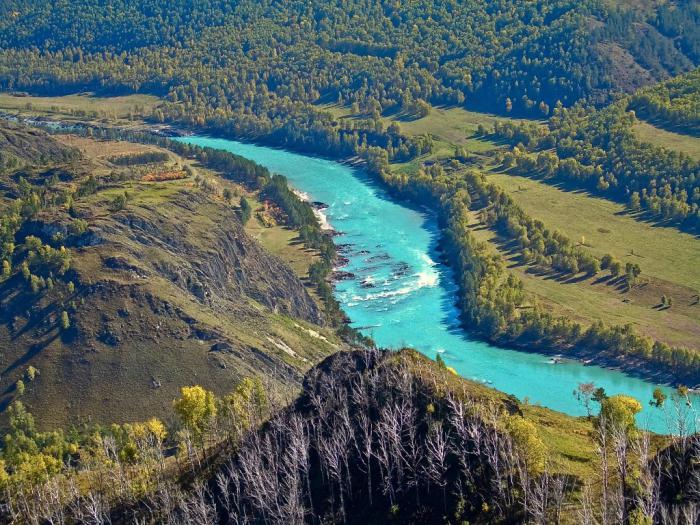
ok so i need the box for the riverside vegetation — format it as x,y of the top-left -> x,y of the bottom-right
362,147 -> 700,384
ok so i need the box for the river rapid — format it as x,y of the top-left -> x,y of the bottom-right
178,135 -> 696,434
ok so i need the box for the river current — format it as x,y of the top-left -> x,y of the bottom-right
178,136 -> 695,434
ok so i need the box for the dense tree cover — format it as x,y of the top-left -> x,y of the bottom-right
630,67 -> 700,134
108,150 -> 170,166
654,0 -> 700,65
0,0 -> 698,151
494,103 -> 700,233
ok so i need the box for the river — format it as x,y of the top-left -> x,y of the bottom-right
178,136 -> 695,434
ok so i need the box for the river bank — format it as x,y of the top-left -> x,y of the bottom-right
341,154 -> 700,390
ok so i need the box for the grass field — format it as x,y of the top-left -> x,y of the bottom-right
467,204 -> 700,350
0,92 -> 161,121
487,171 -> 700,289
379,106 -> 516,152
319,103 -> 522,158
633,119 -> 700,160
244,201 -> 321,281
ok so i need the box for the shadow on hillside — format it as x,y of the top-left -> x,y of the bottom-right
481,227 -> 633,291
499,168 -> 700,239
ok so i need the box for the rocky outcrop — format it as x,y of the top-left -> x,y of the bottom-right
99,191 -> 323,325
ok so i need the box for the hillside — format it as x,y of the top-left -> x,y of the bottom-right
0,122 -> 340,428
0,1 -> 698,124
1,2 -> 700,521
210,349 -> 698,524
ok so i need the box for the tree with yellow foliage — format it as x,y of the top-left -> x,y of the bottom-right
594,394 -> 644,523
0,460 -> 8,491
173,386 -> 217,453
598,395 -> 642,434
506,415 -> 546,476
219,377 -> 268,444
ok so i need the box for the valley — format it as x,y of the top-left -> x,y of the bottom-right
1,92 -> 698,430
0,0 -> 699,522
178,134 -> 688,433
632,119 -> 700,160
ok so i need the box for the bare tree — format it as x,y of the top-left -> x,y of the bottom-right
424,421 -> 450,512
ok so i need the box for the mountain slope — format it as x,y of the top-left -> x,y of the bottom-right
0,124 -> 339,428
630,66 -> 700,134
0,1 -> 698,115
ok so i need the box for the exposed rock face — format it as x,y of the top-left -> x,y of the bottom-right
104,191 -> 323,325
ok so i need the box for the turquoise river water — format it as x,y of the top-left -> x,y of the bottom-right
179,136 -> 696,434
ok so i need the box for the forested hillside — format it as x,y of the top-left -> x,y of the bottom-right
0,0 -> 698,119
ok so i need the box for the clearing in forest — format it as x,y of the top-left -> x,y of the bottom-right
632,118 -> 700,161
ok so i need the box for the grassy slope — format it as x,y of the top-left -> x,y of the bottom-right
632,119 -> 700,161
320,103 -> 511,166
0,92 -> 161,122
466,205 -> 700,350
243,198 -> 321,281
394,349 -> 599,481
0,130 -> 340,429
485,170 -> 700,288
